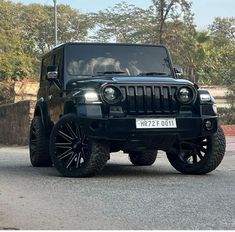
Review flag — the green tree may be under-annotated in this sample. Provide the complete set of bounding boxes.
[197,17,235,85]
[21,3,92,54]
[0,0,34,81]
[91,0,198,82]
[0,0,93,82]
[151,0,193,43]
[90,2,151,43]
[209,17,235,47]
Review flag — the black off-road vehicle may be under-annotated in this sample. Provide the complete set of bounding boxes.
[29,43,226,177]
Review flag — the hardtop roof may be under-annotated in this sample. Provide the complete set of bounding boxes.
[42,42,168,58]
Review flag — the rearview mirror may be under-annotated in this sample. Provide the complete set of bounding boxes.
[46,65,58,80]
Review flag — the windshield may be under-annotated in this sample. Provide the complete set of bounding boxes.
[66,44,172,77]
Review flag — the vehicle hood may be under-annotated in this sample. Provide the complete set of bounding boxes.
[66,75,194,91]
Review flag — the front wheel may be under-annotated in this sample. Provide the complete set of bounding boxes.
[129,151,157,166]
[167,126,226,174]
[49,114,110,177]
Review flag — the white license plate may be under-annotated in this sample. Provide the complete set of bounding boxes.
[136,118,177,129]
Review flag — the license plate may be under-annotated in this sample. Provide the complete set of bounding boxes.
[136,118,177,129]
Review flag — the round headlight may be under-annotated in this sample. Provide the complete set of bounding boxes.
[103,86,122,104]
[177,87,194,104]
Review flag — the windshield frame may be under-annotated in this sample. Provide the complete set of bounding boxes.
[64,43,175,81]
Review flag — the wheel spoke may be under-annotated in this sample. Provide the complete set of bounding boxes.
[65,152,77,169]
[81,147,86,159]
[76,126,82,139]
[76,152,82,168]
[81,134,86,144]
[65,123,77,139]
[200,147,207,153]
[56,142,72,146]
[197,151,204,160]
[55,143,72,149]
[58,130,73,142]
[58,148,73,160]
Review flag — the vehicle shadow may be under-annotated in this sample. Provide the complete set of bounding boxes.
[100,163,179,178]
[0,161,213,180]
[0,151,217,179]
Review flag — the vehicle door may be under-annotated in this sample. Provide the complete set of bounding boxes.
[47,48,65,124]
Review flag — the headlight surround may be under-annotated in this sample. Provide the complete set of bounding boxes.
[177,86,194,104]
[102,86,123,104]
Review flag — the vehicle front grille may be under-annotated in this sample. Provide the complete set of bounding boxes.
[117,84,180,115]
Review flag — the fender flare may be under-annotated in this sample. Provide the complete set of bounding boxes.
[34,98,52,135]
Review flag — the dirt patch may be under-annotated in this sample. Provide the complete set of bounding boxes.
[222,125,235,136]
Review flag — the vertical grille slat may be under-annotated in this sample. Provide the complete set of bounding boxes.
[154,87,161,113]
[143,86,147,113]
[146,86,153,113]
[118,84,179,115]
[168,86,173,113]
[163,87,170,113]
[160,86,164,113]
[151,86,156,113]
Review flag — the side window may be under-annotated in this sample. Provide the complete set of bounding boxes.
[54,50,63,80]
[41,55,52,81]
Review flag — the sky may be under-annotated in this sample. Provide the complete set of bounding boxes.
[11,0,235,30]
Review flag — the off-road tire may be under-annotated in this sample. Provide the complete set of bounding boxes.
[167,126,226,174]
[49,114,110,177]
[129,151,157,166]
[29,116,52,167]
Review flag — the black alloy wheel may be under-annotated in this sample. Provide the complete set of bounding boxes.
[167,126,226,174]
[50,114,109,177]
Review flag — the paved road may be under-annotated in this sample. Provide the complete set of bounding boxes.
[0,138,235,230]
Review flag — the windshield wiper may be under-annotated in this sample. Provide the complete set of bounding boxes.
[95,71,127,76]
[138,72,168,76]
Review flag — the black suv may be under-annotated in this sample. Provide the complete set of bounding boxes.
[29,43,226,177]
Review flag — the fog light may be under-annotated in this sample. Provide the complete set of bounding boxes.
[205,120,213,130]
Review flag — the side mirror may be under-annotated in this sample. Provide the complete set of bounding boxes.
[46,65,58,80]
[174,67,183,78]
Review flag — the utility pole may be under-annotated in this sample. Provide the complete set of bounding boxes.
[53,0,58,46]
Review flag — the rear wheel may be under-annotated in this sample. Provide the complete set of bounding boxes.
[49,114,109,177]
[129,151,157,166]
[167,126,226,174]
[29,116,52,167]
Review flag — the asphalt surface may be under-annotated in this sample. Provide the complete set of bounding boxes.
[0,138,235,230]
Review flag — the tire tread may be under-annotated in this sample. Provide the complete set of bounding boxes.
[129,151,157,166]
[29,116,52,167]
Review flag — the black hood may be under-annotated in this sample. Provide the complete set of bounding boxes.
[66,75,194,91]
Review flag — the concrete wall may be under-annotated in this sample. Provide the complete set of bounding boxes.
[0,101,35,145]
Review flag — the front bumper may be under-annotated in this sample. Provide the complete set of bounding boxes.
[79,115,218,141]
